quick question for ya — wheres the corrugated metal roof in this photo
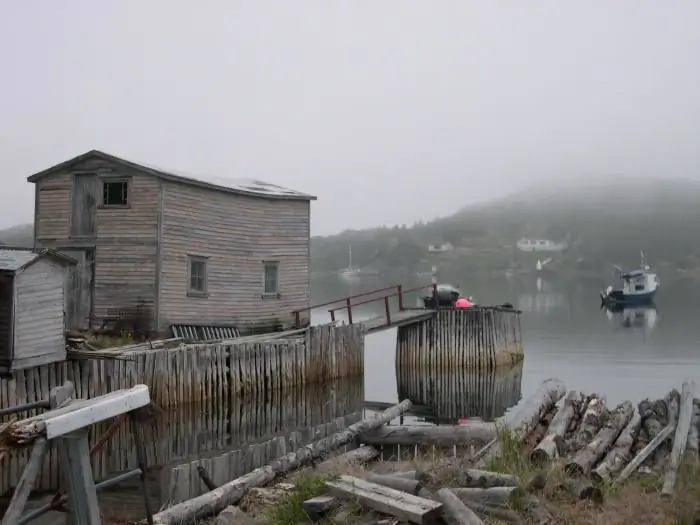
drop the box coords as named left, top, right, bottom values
left=0, top=249, right=41, bottom=272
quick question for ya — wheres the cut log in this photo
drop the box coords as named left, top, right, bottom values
left=360, top=423, right=497, bottom=446
left=151, top=400, right=413, bottom=525
left=555, top=478, right=603, bottom=503
left=666, top=389, right=681, bottom=426
left=474, top=378, right=567, bottom=468
left=566, top=401, right=633, bottom=477
left=592, top=407, right=642, bottom=484
left=456, top=469, right=519, bottom=488
left=522, top=495, right=554, bottom=525
left=464, top=501, right=523, bottom=524
left=316, top=445, right=379, bottom=471
left=366, top=474, right=422, bottom=495
left=615, top=423, right=674, bottom=484
left=531, top=390, right=584, bottom=465
left=451, top=486, right=526, bottom=507
left=435, top=488, right=485, bottom=525
left=571, top=396, right=607, bottom=451
left=302, top=495, right=339, bottom=521
left=325, top=475, right=442, bottom=524
left=661, top=380, right=696, bottom=498
left=638, top=399, right=663, bottom=440
left=685, top=399, right=700, bottom=459
left=390, top=470, right=418, bottom=480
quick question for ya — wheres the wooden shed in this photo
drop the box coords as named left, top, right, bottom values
left=0, top=248, right=76, bottom=373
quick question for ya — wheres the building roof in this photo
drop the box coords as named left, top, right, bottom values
left=26, top=150, right=317, bottom=201
left=0, top=248, right=76, bottom=272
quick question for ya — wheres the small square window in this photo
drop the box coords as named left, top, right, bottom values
left=263, top=262, right=279, bottom=295
left=103, top=180, right=129, bottom=206
left=188, top=256, right=208, bottom=295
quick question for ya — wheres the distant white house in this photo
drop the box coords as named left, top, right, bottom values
left=516, top=238, right=568, bottom=253
left=428, top=243, right=454, bottom=253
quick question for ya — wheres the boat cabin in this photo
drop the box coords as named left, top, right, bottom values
left=0, top=248, right=75, bottom=373
left=619, top=269, right=658, bottom=295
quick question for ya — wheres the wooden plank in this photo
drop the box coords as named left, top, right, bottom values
left=326, top=475, right=442, bottom=524
left=0, top=439, right=49, bottom=525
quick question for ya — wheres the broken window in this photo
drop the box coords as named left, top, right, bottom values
left=102, top=180, right=129, bottom=206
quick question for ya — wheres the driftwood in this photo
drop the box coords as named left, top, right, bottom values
left=360, top=423, right=497, bottom=446
left=316, top=445, right=379, bottom=470
left=475, top=379, right=567, bottom=468
left=566, top=401, right=633, bottom=477
left=435, top=488, right=485, bottom=525
left=151, top=400, right=413, bottom=525
left=592, top=407, right=642, bottom=483
left=639, top=399, right=663, bottom=440
left=390, top=470, right=422, bottom=481
left=555, top=478, right=603, bottom=503
left=366, top=474, right=422, bottom=495
left=457, top=469, right=519, bottom=488
left=661, top=380, right=696, bottom=498
left=686, top=399, right=700, bottom=459
left=464, top=501, right=523, bottom=524
left=571, top=396, right=607, bottom=451
left=616, top=424, right=674, bottom=484
left=451, top=486, right=526, bottom=507
left=302, top=496, right=339, bottom=521
left=531, top=390, right=584, bottom=465
left=326, top=475, right=442, bottom=524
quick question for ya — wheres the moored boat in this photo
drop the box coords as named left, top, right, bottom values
left=600, top=251, right=659, bottom=307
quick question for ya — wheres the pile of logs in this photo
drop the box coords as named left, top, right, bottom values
left=152, top=378, right=700, bottom=525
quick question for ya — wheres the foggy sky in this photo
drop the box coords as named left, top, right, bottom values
left=1, top=1, right=699, bottom=236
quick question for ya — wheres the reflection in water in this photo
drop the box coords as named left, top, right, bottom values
left=7, top=379, right=364, bottom=522
left=396, top=363, right=523, bottom=423
left=604, top=305, right=658, bottom=331
left=517, top=292, right=568, bottom=314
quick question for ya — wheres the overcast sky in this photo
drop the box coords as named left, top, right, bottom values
left=1, top=1, right=699, bottom=235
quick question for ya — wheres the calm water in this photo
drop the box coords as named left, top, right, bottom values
left=311, top=273, right=700, bottom=413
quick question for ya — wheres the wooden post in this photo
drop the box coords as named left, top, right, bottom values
left=384, top=296, right=392, bottom=326
left=0, top=439, right=49, bottom=525
left=346, top=298, right=353, bottom=325
left=397, top=285, right=405, bottom=311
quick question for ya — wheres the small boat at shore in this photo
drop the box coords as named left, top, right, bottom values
left=600, top=251, right=659, bottom=307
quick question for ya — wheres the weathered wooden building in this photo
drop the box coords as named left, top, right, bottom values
left=0, top=248, right=75, bottom=372
left=28, top=150, right=316, bottom=333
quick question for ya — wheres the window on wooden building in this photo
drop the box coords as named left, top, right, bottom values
left=263, top=261, right=279, bottom=295
left=188, top=256, right=208, bottom=296
left=102, top=179, right=129, bottom=206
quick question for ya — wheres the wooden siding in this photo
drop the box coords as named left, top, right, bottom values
left=0, top=274, right=12, bottom=369
left=158, top=180, right=311, bottom=332
left=36, top=173, right=72, bottom=240
left=12, top=258, right=66, bottom=369
left=32, top=158, right=161, bottom=328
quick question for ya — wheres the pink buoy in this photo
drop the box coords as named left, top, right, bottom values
left=455, top=297, right=472, bottom=309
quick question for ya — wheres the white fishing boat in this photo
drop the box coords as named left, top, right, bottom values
left=600, top=251, right=659, bottom=307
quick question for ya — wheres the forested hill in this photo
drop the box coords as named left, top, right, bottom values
left=311, top=177, right=700, bottom=276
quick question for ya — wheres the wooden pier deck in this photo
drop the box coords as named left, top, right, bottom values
left=292, top=283, right=439, bottom=334
left=361, top=309, right=434, bottom=334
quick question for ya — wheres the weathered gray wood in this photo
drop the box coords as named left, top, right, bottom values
left=326, top=475, right=442, bottom=524
left=531, top=390, right=584, bottom=465
left=661, top=380, right=696, bottom=497
left=685, top=399, right=700, bottom=459
left=390, top=470, right=419, bottom=480
left=361, top=423, right=497, bottom=446
left=572, top=396, right=607, bottom=451
left=616, top=424, right=675, bottom=484
left=556, top=478, right=603, bottom=503
left=366, top=474, right=422, bottom=495
left=0, top=439, right=49, bottom=525
left=457, top=469, right=519, bottom=488
left=58, top=430, right=102, bottom=525
left=638, top=398, right=663, bottom=439
left=451, top=487, right=526, bottom=507
left=316, top=445, right=379, bottom=470
left=302, top=495, right=339, bottom=521
left=592, top=407, right=642, bottom=483
left=463, top=501, right=523, bottom=524
left=566, top=401, right=633, bottom=477
left=435, top=488, right=484, bottom=525
left=151, top=400, right=413, bottom=525
left=475, top=378, right=567, bottom=468
left=522, top=495, right=554, bottom=524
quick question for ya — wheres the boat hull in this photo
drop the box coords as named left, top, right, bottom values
left=600, top=289, right=657, bottom=307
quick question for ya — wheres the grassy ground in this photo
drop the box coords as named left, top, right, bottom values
left=236, top=435, right=700, bottom=525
